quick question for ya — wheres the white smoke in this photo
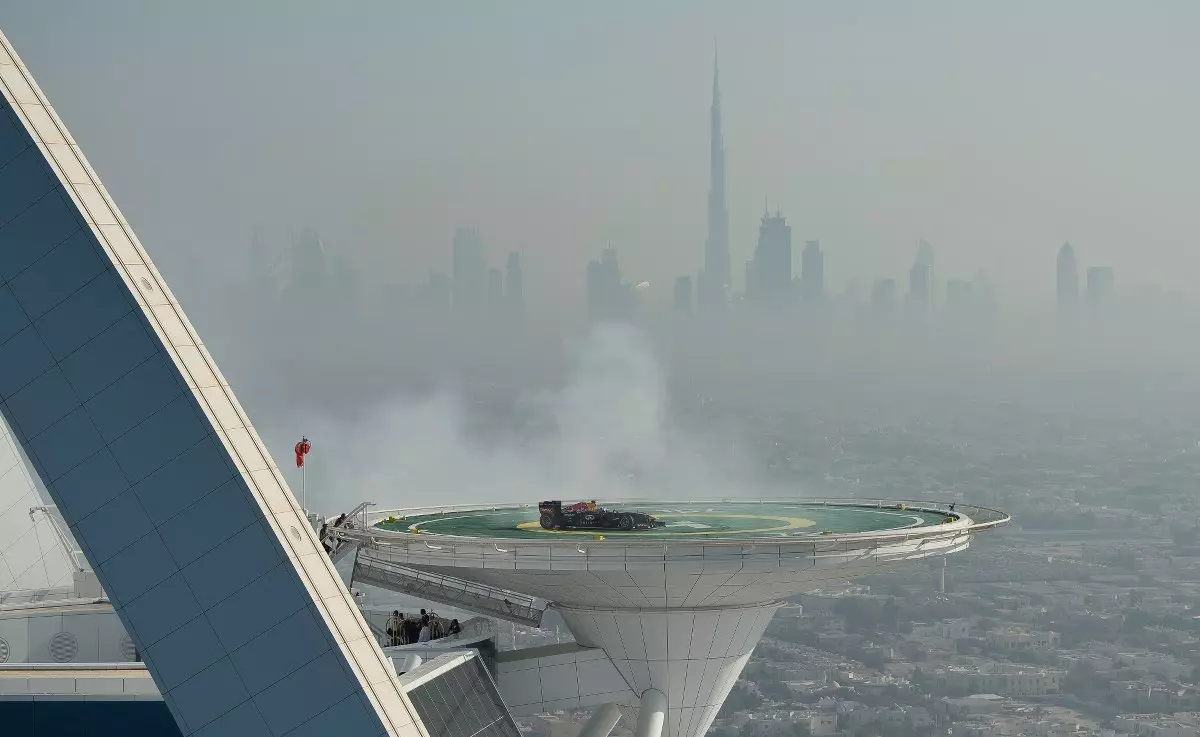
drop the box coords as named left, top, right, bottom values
left=295, top=323, right=765, bottom=512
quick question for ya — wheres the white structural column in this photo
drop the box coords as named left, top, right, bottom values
left=557, top=602, right=780, bottom=737
left=578, top=702, right=623, bottom=737
left=634, top=689, right=667, bottom=737
left=0, top=29, right=421, bottom=737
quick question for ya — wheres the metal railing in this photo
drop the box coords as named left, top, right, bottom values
left=353, top=552, right=546, bottom=627
left=28, top=505, right=89, bottom=572
left=325, top=501, right=375, bottom=532
left=342, top=498, right=1008, bottom=554
left=364, top=615, right=390, bottom=647
left=324, top=501, right=376, bottom=563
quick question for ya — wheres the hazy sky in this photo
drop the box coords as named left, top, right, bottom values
left=2, top=2, right=1197, bottom=307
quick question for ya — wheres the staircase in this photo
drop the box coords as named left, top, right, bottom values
left=324, top=501, right=375, bottom=564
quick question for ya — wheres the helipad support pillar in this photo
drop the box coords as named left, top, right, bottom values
left=558, top=602, right=780, bottom=737
left=634, top=689, right=667, bottom=737
left=0, top=29, right=423, bottom=737
left=578, top=702, right=622, bottom=737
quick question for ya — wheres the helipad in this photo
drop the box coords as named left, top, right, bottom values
left=375, top=501, right=954, bottom=540
left=341, top=498, right=1006, bottom=737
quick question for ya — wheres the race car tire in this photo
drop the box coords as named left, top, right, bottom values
left=540, top=513, right=556, bottom=530
left=619, top=514, right=634, bottom=531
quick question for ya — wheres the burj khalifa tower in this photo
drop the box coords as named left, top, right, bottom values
left=701, top=48, right=730, bottom=308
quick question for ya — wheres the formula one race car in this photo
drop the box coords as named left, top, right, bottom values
left=538, top=500, right=665, bottom=531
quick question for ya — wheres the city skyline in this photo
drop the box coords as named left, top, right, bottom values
left=221, top=42, right=1173, bottom=317
left=255, top=217, right=1169, bottom=324
left=238, top=48, right=1173, bottom=318
left=1, top=3, right=1197, bottom=309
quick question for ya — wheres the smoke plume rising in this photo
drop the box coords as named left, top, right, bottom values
left=296, top=323, right=766, bottom=512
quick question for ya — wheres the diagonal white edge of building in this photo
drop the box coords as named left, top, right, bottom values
left=0, top=30, right=425, bottom=737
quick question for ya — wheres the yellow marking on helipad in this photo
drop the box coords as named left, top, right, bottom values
left=513, top=513, right=816, bottom=536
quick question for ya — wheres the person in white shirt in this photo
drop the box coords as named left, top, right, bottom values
left=417, top=616, right=431, bottom=643
left=385, top=610, right=404, bottom=646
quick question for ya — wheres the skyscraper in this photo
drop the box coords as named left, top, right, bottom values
left=701, top=48, right=730, bottom=308
left=586, top=248, right=632, bottom=321
left=281, top=229, right=359, bottom=316
left=674, top=275, right=693, bottom=312
left=487, top=268, right=504, bottom=305
left=749, top=210, right=792, bottom=304
left=1087, top=266, right=1115, bottom=306
left=872, top=278, right=898, bottom=311
left=907, top=240, right=934, bottom=314
left=452, top=227, right=485, bottom=308
left=800, top=240, right=825, bottom=303
left=419, top=272, right=452, bottom=307
left=505, top=251, right=524, bottom=307
left=945, top=279, right=975, bottom=310
left=1057, top=242, right=1078, bottom=306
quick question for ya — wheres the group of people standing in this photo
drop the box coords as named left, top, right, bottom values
left=385, top=608, right=462, bottom=646
left=318, top=513, right=355, bottom=554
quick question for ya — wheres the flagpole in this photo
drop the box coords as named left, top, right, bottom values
left=296, top=437, right=310, bottom=517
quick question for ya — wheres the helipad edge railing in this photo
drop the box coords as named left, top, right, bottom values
left=336, top=498, right=1007, bottom=550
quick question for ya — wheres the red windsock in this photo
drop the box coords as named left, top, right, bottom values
left=295, top=437, right=311, bottom=468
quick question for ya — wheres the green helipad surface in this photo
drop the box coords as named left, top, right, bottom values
left=375, top=502, right=955, bottom=540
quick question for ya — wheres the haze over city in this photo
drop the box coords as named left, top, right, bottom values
left=3, top=2, right=1196, bottom=515
left=2, top=2, right=1199, bottom=308
left=4, top=6, right=1200, bottom=737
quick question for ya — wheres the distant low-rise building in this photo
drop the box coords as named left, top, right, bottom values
left=908, top=706, right=933, bottom=728
left=938, top=694, right=1007, bottom=717
left=744, top=711, right=830, bottom=737
left=1116, top=715, right=1200, bottom=737
left=1114, top=652, right=1191, bottom=681
left=936, top=664, right=1064, bottom=697
left=1111, top=681, right=1200, bottom=711
left=1056, top=649, right=1115, bottom=672
left=986, top=627, right=1061, bottom=651
left=802, top=711, right=839, bottom=736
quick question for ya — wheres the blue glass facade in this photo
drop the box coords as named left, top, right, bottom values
left=0, top=700, right=183, bottom=737
left=0, top=38, right=402, bottom=736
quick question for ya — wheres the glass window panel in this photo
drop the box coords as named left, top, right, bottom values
left=7, top=226, right=102, bottom=319
left=0, top=189, right=85, bottom=282
left=59, top=311, right=159, bottom=401
left=0, top=323, right=54, bottom=401
left=0, top=99, right=33, bottom=163
left=130, top=435, right=236, bottom=525
left=34, top=267, right=135, bottom=360
left=26, top=405, right=106, bottom=482
left=84, top=351, right=185, bottom=442
left=5, top=365, right=80, bottom=438
left=107, top=395, right=209, bottom=483
left=0, top=147, right=54, bottom=224
left=407, top=655, right=520, bottom=737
